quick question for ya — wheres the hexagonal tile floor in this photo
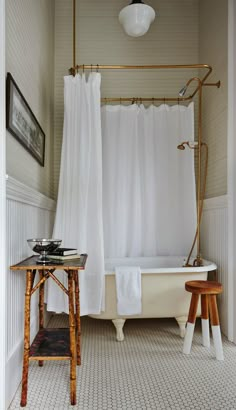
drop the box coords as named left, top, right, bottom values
left=9, top=315, right=236, bottom=409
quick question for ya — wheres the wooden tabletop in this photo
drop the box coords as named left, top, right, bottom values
left=10, top=254, right=88, bottom=271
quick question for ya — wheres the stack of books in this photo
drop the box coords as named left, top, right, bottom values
left=48, top=248, right=80, bottom=261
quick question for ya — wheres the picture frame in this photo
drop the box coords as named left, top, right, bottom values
left=6, top=73, right=45, bottom=166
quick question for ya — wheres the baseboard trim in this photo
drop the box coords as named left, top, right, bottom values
left=6, top=307, right=52, bottom=408
left=6, top=315, right=38, bottom=408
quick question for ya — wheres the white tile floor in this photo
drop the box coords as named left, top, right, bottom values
left=9, top=315, right=236, bottom=410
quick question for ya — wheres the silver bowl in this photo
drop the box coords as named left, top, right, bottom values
left=27, top=238, right=62, bottom=264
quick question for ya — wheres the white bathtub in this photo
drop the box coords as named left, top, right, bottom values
left=90, top=256, right=217, bottom=341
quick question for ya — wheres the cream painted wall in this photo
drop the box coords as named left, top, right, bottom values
left=199, top=0, right=228, bottom=198
left=6, top=0, right=55, bottom=198
left=54, top=0, right=200, bottom=196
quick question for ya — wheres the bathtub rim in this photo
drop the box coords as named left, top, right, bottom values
left=104, top=257, right=217, bottom=275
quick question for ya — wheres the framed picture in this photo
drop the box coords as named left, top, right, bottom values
left=6, top=73, right=45, bottom=166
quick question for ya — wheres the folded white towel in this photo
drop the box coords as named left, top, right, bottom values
left=115, top=266, right=142, bottom=315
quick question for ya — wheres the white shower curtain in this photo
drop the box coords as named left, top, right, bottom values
left=102, top=102, right=196, bottom=258
left=46, top=73, right=105, bottom=315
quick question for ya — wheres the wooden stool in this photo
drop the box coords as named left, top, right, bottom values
left=183, top=280, right=224, bottom=361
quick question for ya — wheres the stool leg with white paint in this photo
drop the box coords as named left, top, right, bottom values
left=183, top=293, right=199, bottom=355
left=201, top=294, right=210, bottom=348
left=209, top=294, right=224, bottom=361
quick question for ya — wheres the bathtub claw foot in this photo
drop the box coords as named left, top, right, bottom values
left=112, top=319, right=126, bottom=341
left=175, top=316, right=187, bottom=338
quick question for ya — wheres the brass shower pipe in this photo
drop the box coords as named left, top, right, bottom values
left=177, top=77, right=205, bottom=266
left=73, top=0, right=76, bottom=69
left=177, top=141, right=209, bottom=267
left=189, top=77, right=203, bottom=266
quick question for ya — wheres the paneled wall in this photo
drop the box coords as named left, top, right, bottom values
left=201, top=196, right=228, bottom=335
left=199, top=0, right=228, bottom=337
left=6, top=177, right=55, bottom=408
left=5, top=1, right=56, bottom=406
left=6, top=0, right=55, bottom=198
left=54, top=0, right=200, bottom=195
left=199, top=0, right=228, bottom=198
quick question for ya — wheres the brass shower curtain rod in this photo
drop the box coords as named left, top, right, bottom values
left=102, top=97, right=189, bottom=103
left=69, top=64, right=220, bottom=101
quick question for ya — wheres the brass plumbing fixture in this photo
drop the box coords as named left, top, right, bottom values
left=177, top=141, right=208, bottom=267
left=178, top=77, right=205, bottom=266
left=177, top=141, right=198, bottom=150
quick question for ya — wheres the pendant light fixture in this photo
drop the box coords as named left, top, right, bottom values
left=119, top=0, right=156, bottom=37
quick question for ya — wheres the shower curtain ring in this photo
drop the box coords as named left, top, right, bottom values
left=96, top=64, right=99, bottom=73
left=83, top=65, right=84, bottom=73
left=76, top=65, right=78, bottom=74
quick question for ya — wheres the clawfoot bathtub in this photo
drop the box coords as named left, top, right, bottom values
left=90, top=256, right=217, bottom=341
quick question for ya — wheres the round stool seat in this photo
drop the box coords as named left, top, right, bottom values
left=185, top=280, right=223, bottom=295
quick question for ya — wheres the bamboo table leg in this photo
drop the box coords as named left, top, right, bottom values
left=74, top=271, right=81, bottom=365
left=68, top=270, right=77, bottom=405
left=38, top=269, right=44, bottom=367
left=20, top=269, right=35, bottom=407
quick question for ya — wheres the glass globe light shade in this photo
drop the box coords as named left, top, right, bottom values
left=119, top=2, right=155, bottom=37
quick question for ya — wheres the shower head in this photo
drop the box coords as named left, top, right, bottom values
left=178, top=85, right=188, bottom=97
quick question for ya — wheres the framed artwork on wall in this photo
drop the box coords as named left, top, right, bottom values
left=6, top=73, right=45, bottom=166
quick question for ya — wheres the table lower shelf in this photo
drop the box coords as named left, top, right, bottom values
left=29, top=328, right=71, bottom=361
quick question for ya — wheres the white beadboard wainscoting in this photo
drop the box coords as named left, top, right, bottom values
left=6, top=176, right=55, bottom=408
left=201, top=195, right=228, bottom=336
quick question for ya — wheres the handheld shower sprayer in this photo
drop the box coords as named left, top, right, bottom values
left=177, top=143, right=186, bottom=150
left=177, top=141, right=199, bottom=150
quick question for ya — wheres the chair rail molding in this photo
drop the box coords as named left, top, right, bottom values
left=203, top=195, right=228, bottom=211
left=0, top=0, right=6, bottom=408
left=6, top=176, right=56, bottom=211
left=227, top=0, right=236, bottom=343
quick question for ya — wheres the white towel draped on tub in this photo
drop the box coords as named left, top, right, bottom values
left=115, top=266, right=142, bottom=315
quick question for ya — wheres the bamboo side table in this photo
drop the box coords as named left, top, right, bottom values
left=10, top=254, right=87, bottom=407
